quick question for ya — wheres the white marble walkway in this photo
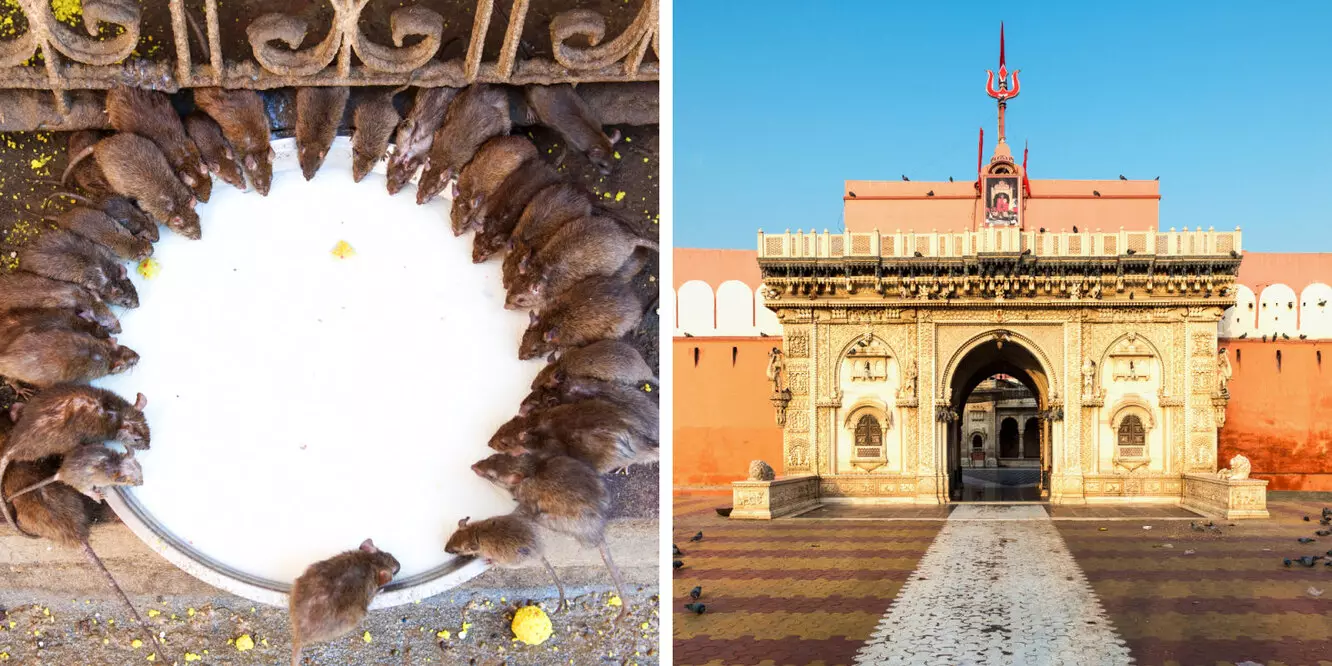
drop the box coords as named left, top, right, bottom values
left=853, top=504, right=1134, bottom=666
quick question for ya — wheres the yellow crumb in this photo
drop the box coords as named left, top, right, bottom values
left=332, top=240, right=356, bottom=259
left=362, top=630, right=372, bottom=644
left=511, top=606, right=552, bottom=646
left=234, top=634, right=254, bottom=652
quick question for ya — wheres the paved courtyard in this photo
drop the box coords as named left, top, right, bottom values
left=672, top=494, right=1332, bottom=666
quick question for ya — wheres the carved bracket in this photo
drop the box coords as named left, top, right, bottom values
left=770, top=389, right=793, bottom=427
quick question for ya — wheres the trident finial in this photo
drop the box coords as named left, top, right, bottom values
left=985, top=23, right=1020, bottom=144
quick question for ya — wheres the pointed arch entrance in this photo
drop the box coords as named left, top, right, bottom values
left=943, top=333, right=1053, bottom=502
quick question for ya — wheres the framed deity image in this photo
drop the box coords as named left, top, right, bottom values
left=983, top=174, right=1021, bottom=226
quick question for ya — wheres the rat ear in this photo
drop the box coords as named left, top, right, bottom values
left=518, top=255, right=530, bottom=274
left=359, top=539, right=378, bottom=553
left=223, top=147, right=234, bottom=160
left=245, top=155, right=257, bottom=170
left=118, top=264, right=128, bottom=278
left=528, top=310, right=538, bottom=325
left=375, top=569, right=393, bottom=587
left=457, top=516, right=470, bottom=528
left=134, top=393, right=148, bottom=411
left=451, top=182, right=461, bottom=198
left=8, top=402, right=25, bottom=423
left=471, top=194, right=483, bottom=209
left=543, top=328, right=558, bottom=343
left=607, top=128, right=622, bottom=145
left=502, top=472, right=523, bottom=487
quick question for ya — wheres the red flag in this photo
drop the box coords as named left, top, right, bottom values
left=1021, top=140, right=1030, bottom=196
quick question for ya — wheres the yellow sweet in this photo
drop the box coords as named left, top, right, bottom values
left=511, top=606, right=553, bottom=646
left=332, top=240, right=356, bottom=259
left=234, top=634, right=255, bottom=652
left=137, top=258, right=161, bottom=280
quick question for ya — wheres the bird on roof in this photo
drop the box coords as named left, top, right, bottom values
left=1072, top=225, right=1079, bottom=233
left=1119, top=175, right=1127, bottom=180
left=1238, top=332, right=1248, bottom=339
left=913, top=251, right=924, bottom=257
left=1301, top=334, right=1309, bottom=340
left=1126, top=249, right=1137, bottom=255
left=1231, top=250, right=1241, bottom=259
left=949, top=176, right=955, bottom=182
left=1038, top=227, right=1046, bottom=233
left=927, top=190, right=935, bottom=197
left=1154, top=176, right=1160, bottom=181
left=1093, top=191, right=1102, bottom=197
left=1283, top=332, right=1291, bottom=340
left=1020, top=248, right=1031, bottom=256
left=848, top=191, right=856, bottom=198
left=1320, top=299, right=1328, bottom=307
left=683, top=332, right=694, bottom=337
left=902, top=175, right=910, bottom=181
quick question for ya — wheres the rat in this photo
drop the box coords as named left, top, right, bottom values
left=518, top=268, right=652, bottom=360
left=385, top=87, right=457, bottom=196
left=350, top=86, right=405, bottom=183
left=487, top=400, right=656, bottom=475
left=506, top=216, right=657, bottom=311
left=470, top=452, right=626, bottom=620
left=416, top=83, right=511, bottom=205
left=61, top=132, right=201, bottom=240
left=502, top=182, right=594, bottom=289
left=46, top=206, right=153, bottom=261
left=193, top=87, right=274, bottom=196
left=45, top=192, right=159, bottom=243
left=12, top=229, right=139, bottom=307
left=295, top=86, right=350, bottom=181
left=445, top=514, right=567, bottom=612
left=530, top=339, right=656, bottom=389
left=518, top=376, right=658, bottom=445
left=289, top=539, right=401, bottom=666
left=0, top=331, right=139, bottom=399
left=0, top=271, right=121, bottom=333
left=522, top=84, right=620, bottom=175
left=64, top=130, right=113, bottom=196
left=0, top=386, right=148, bottom=538
left=0, top=308, right=114, bottom=347
left=184, top=111, right=247, bottom=191
left=1, top=457, right=157, bottom=645
left=106, top=86, right=212, bottom=203
left=450, top=136, right=538, bottom=236
left=4, top=443, right=142, bottom=504
left=471, top=157, right=562, bottom=263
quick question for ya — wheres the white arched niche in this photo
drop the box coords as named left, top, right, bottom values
left=1219, top=284, right=1256, bottom=339
left=755, top=284, right=782, bottom=336
left=1300, top=283, right=1332, bottom=339
left=676, top=280, right=716, bottom=336
left=833, top=334, right=903, bottom=475
left=715, top=280, right=756, bottom=335
left=1095, top=333, right=1165, bottom=474
left=1258, top=283, right=1298, bottom=339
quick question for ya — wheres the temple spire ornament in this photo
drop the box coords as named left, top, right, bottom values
left=985, top=22, right=1021, bottom=145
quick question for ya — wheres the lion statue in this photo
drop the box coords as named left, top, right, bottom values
left=1216, top=453, right=1251, bottom=481
left=747, top=460, right=776, bottom=482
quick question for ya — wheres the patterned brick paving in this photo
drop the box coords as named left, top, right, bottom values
left=672, top=495, right=942, bottom=666
left=1059, top=500, right=1332, bottom=666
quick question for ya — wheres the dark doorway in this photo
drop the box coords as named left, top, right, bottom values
left=999, top=417, right=1019, bottom=458
left=1022, top=417, right=1040, bottom=458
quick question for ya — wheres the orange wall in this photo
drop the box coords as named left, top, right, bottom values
left=673, top=338, right=782, bottom=489
left=843, top=178, right=1160, bottom=234
left=1220, top=340, right=1332, bottom=491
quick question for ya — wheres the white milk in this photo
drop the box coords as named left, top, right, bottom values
left=93, top=137, right=531, bottom=592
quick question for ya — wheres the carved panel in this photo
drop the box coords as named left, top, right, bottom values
left=787, top=402, right=809, bottom=433
left=786, top=331, right=810, bottom=358
left=786, top=437, right=810, bottom=473
left=788, top=371, right=810, bottom=395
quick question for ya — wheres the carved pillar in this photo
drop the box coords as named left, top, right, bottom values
left=915, top=312, right=943, bottom=503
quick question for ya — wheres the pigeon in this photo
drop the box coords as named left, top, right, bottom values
left=1154, top=176, right=1160, bottom=181
left=673, top=560, right=683, bottom=569
left=1119, top=175, right=1127, bottom=180
left=1092, top=191, right=1101, bottom=197
left=1038, top=227, right=1046, bottom=233
left=760, top=332, right=770, bottom=338
left=1126, top=249, right=1137, bottom=255
left=1020, top=248, right=1031, bottom=256
left=1298, top=537, right=1317, bottom=544
left=684, top=603, right=706, bottom=614
left=1310, top=587, right=1325, bottom=597
left=684, top=332, right=694, bottom=337
left=1190, top=522, right=1205, bottom=532
left=1262, top=335, right=1268, bottom=343
left=690, top=531, right=703, bottom=542
left=848, top=191, right=857, bottom=198
left=1306, top=516, right=1312, bottom=522
left=689, top=586, right=702, bottom=600
left=1230, top=250, right=1241, bottom=258
left=1283, top=333, right=1290, bottom=340
left=1300, top=334, right=1308, bottom=339
left=1320, top=300, right=1329, bottom=307
left=949, top=176, right=954, bottom=182
left=914, top=251, right=924, bottom=257
left=902, top=175, right=910, bottom=181
left=926, top=190, right=935, bottom=197
left=1285, top=558, right=1294, bottom=567
left=1296, top=555, right=1322, bottom=567
left=1317, top=530, right=1331, bottom=537
left=1238, top=333, right=1247, bottom=339
left=1072, top=225, right=1079, bottom=233
left=673, top=544, right=682, bottom=556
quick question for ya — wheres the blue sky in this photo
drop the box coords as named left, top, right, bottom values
left=674, top=1, right=1332, bottom=252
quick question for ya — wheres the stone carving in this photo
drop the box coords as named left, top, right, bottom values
left=748, top=460, right=776, bottom=481
left=766, top=347, right=786, bottom=393
left=1216, top=348, right=1233, bottom=397
left=1081, top=357, right=1097, bottom=397
left=786, top=332, right=809, bottom=357
left=787, top=439, right=809, bottom=469
left=1216, top=454, right=1251, bottom=480
left=900, top=359, right=919, bottom=399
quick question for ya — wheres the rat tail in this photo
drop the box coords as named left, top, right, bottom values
left=61, top=144, right=98, bottom=187
left=82, top=540, right=156, bottom=645
left=43, top=190, right=93, bottom=209
left=4, top=475, right=59, bottom=504
left=0, top=457, right=41, bottom=539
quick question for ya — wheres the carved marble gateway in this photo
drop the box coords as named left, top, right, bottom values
left=749, top=224, right=1244, bottom=511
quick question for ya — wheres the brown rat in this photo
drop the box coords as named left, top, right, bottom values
left=517, top=270, right=650, bottom=360
left=523, top=84, right=620, bottom=175
left=193, top=87, right=274, bottom=196
left=60, top=133, right=201, bottom=240
left=12, top=229, right=139, bottom=307
left=506, top=216, right=657, bottom=311
left=0, top=331, right=139, bottom=403
left=350, top=87, right=403, bottom=183
left=0, top=308, right=114, bottom=347
left=184, top=111, right=247, bottom=191
left=470, top=452, right=626, bottom=620
left=0, top=271, right=121, bottom=333
left=445, top=514, right=567, bottom=612
left=416, top=83, right=512, bottom=205
left=46, top=206, right=153, bottom=261
left=487, top=400, right=656, bottom=475
left=471, top=157, right=561, bottom=264
left=530, top=339, right=656, bottom=389
left=65, top=130, right=113, bottom=196
left=1, top=457, right=157, bottom=644
left=450, top=136, right=537, bottom=236
left=106, top=86, right=212, bottom=202
left=295, top=86, right=350, bottom=181
left=519, top=376, right=658, bottom=444
left=385, top=87, right=457, bottom=196
left=5, top=443, right=143, bottom=504
left=0, top=386, right=148, bottom=538
left=289, top=539, right=401, bottom=666
left=45, top=192, right=160, bottom=243
left=502, top=182, right=594, bottom=289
